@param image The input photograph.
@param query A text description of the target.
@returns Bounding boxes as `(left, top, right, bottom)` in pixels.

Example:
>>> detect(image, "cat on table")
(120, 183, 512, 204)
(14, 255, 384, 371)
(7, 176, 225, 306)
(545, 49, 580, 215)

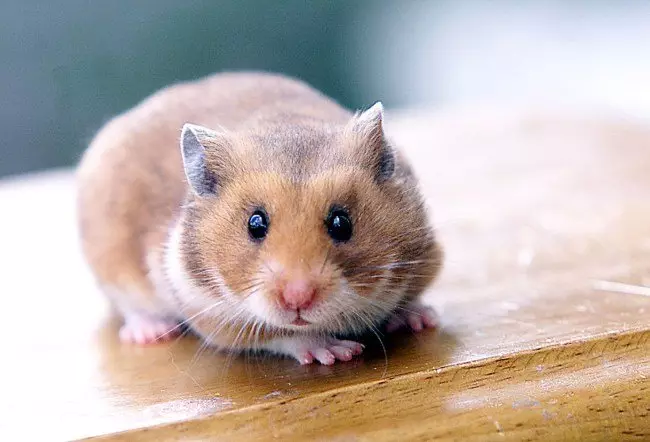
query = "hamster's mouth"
(291, 317, 311, 326)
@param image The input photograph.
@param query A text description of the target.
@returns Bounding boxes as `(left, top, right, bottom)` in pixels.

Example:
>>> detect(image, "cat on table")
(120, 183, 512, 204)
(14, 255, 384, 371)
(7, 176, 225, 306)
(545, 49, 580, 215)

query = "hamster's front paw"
(119, 315, 181, 345)
(385, 301, 438, 333)
(265, 336, 364, 365)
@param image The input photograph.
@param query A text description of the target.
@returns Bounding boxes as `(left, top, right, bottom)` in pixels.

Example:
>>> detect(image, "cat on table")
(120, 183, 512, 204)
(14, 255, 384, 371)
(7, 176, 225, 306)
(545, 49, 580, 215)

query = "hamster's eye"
(248, 209, 269, 241)
(326, 208, 353, 243)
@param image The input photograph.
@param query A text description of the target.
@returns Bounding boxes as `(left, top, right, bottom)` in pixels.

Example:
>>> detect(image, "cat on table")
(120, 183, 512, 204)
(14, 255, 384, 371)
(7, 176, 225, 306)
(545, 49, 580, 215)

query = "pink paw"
(385, 302, 438, 333)
(268, 337, 364, 365)
(119, 316, 180, 345)
(296, 339, 364, 365)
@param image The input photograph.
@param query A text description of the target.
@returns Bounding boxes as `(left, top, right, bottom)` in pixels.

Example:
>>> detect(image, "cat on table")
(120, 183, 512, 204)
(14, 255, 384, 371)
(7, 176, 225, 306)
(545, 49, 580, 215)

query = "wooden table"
(1, 108, 648, 441)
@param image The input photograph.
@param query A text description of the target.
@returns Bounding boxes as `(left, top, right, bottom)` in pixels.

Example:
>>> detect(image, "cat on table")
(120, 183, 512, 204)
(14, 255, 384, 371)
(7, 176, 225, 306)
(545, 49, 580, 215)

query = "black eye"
(326, 208, 353, 243)
(248, 210, 269, 241)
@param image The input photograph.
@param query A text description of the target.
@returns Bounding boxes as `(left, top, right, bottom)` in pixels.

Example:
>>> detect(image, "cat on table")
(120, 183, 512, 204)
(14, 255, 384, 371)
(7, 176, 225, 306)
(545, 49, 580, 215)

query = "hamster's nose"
(280, 279, 316, 311)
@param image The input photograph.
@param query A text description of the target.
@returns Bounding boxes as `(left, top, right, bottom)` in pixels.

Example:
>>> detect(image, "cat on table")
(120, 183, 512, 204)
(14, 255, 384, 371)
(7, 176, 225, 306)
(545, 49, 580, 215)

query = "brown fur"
(77, 72, 442, 351)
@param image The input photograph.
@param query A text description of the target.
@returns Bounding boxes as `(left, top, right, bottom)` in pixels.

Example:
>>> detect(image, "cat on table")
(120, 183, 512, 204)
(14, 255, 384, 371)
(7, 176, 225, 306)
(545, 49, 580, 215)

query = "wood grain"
(0, 107, 648, 441)
(103, 331, 650, 441)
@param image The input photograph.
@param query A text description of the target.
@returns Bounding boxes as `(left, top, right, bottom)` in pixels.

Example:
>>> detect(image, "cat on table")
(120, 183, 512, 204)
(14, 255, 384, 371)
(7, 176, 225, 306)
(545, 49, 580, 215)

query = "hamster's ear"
(348, 102, 395, 182)
(180, 123, 231, 197)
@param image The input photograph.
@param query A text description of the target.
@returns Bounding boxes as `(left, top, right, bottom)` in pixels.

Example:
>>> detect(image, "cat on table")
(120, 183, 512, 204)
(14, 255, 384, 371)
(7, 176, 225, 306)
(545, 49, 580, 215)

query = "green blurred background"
(3, 1, 649, 178)
(1, 1, 392, 178)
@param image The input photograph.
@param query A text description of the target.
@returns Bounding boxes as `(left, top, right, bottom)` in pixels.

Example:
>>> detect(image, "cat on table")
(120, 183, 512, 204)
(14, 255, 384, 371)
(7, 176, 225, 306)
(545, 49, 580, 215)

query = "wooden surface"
(0, 108, 649, 441)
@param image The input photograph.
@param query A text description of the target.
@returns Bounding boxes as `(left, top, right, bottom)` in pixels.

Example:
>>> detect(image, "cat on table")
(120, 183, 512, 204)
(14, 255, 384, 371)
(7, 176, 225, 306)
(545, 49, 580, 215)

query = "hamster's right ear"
(180, 123, 232, 197)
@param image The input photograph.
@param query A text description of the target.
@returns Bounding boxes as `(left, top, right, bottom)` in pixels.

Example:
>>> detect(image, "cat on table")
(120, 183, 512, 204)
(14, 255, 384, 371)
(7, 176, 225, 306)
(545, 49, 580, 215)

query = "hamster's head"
(177, 103, 442, 337)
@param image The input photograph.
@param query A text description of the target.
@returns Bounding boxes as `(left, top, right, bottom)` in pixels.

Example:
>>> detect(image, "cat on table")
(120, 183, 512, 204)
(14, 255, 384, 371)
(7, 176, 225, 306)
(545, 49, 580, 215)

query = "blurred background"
(2, 0, 650, 178)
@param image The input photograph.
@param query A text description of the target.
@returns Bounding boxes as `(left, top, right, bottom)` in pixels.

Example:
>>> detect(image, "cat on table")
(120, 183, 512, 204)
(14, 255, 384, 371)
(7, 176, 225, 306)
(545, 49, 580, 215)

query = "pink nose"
(281, 280, 316, 310)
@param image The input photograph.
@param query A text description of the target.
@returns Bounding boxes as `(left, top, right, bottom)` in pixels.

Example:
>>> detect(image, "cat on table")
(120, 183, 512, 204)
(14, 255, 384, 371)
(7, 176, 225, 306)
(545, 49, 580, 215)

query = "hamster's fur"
(77, 72, 442, 365)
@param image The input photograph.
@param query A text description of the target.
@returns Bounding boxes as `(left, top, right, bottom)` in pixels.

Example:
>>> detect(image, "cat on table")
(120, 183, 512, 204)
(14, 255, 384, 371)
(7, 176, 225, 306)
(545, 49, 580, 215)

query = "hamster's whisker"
(205, 308, 248, 368)
(252, 319, 264, 351)
(331, 301, 348, 333)
(356, 260, 438, 271)
(361, 275, 431, 282)
(237, 280, 265, 294)
(342, 266, 415, 277)
(200, 277, 227, 293)
(337, 310, 361, 336)
(349, 308, 388, 376)
(259, 322, 269, 352)
(359, 291, 431, 318)
(388, 228, 437, 239)
(329, 297, 363, 335)
(244, 316, 261, 358)
(212, 306, 246, 338)
(260, 260, 275, 276)
(191, 305, 248, 367)
(245, 315, 259, 347)
(223, 313, 255, 372)
(320, 248, 331, 275)
(190, 268, 222, 276)
(157, 299, 227, 340)
(360, 291, 419, 314)
(346, 283, 375, 289)
(345, 290, 408, 319)
(363, 299, 397, 317)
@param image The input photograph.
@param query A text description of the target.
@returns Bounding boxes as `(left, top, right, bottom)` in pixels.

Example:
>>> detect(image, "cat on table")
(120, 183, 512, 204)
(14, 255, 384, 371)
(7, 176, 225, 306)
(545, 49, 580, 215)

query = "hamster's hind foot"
(118, 315, 181, 345)
(385, 301, 438, 333)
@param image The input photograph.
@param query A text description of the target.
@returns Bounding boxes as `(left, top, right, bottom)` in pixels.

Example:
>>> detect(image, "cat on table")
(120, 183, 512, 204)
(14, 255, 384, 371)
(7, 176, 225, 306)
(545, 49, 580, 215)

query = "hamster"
(77, 72, 442, 365)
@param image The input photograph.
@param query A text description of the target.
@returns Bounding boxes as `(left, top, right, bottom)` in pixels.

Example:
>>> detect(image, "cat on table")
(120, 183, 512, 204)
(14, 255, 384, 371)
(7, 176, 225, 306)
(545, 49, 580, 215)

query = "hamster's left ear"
(348, 102, 395, 183)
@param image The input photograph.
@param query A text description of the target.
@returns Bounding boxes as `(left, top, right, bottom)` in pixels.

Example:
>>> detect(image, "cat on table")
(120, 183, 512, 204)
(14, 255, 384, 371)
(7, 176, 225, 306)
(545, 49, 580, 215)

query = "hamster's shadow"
(348, 324, 459, 367)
